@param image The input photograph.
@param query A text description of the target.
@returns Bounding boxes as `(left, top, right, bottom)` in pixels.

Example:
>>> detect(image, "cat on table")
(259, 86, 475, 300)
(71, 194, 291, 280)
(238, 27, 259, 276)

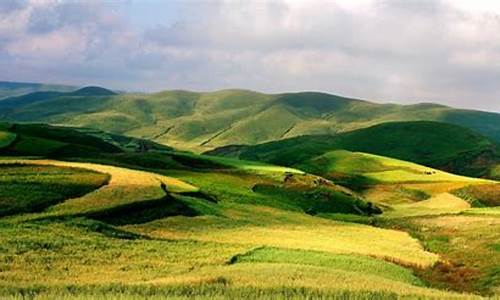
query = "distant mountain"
(69, 86, 117, 96)
(0, 81, 76, 99)
(206, 121, 500, 179)
(0, 88, 499, 151)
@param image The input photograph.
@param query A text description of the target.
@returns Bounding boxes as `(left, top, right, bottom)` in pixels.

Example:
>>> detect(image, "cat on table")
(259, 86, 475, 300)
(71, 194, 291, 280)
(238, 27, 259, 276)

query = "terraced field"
(0, 124, 498, 298)
(0, 156, 486, 299)
(0, 159, 197, 220)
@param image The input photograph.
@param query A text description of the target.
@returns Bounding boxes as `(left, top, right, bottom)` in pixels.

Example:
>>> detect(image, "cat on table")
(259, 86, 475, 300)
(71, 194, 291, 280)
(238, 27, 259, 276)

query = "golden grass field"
(0, 157, 498, 299)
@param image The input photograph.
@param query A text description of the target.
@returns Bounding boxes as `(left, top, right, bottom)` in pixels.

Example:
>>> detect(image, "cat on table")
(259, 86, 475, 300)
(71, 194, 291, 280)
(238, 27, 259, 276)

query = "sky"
(0, 0, 499, 112)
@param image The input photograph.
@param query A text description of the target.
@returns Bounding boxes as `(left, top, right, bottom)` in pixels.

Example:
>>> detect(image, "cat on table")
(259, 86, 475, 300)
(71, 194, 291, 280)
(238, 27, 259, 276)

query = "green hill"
(1, 89, 499, 151)
(0, 122, 378, 218)
(207, 121, 500, 179)
(0, 81, 76, 99)
(69, 86, 117, 96)
(0, 124, 500, 299)
(0, 121, 498, 298)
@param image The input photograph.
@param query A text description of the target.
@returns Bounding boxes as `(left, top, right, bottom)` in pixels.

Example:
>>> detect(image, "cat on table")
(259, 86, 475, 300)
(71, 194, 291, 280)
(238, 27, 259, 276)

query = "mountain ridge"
(0, 85, 499, 151)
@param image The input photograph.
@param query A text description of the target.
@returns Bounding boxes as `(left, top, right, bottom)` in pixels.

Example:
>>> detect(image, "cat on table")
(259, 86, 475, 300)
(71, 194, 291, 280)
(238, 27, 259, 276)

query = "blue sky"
(0, 0, 499, 112)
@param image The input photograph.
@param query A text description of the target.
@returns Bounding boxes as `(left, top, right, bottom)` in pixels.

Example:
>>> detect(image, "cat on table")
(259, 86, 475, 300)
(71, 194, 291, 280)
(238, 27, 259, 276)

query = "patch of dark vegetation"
(84, 195, 199, 226)
(169, 152, 231, 170)
(203, 144, 248, 158)
(0, 164, 109, 217)
(63, 218, 145, 240)
(275, 92, 355, 114)
(396, 186, 431, 201)
(252, 183, 381, 216)
(181, 191, 218, 203)
(12, 123, 122, 153)
(478, 266, 500, 294)
(318, 213, 377, 225)
(415, 261, 481, 294)
(0, 123, 176, 160)
(324, 173, 377, 192)
(69, 86, 117, 96)
(87, 152, 185, 170)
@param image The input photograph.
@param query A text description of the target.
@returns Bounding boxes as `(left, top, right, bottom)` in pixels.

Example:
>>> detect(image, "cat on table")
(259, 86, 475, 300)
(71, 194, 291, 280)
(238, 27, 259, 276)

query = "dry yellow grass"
(386, 193, 470, 218)
(0, 159, 197, 216)
(416, 215, 500, 228)
(142, 263, 477, 299)
(128, 205, 439, 268)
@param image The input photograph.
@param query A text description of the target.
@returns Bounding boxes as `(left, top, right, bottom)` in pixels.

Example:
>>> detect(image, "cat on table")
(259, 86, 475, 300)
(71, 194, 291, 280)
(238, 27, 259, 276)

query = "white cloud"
(0, 0, 499, 112)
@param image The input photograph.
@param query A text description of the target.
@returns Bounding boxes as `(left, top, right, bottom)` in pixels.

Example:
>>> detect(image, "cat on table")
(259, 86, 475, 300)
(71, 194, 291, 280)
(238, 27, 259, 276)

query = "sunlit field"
(1, 154, 497, 299)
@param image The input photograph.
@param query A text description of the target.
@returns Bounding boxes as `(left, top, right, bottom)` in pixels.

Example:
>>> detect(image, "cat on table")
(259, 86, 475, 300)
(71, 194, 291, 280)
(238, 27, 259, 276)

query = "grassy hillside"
(1, 88, 499, 151)
(0, 123, 376, 217)
(0, 123, 498, 298)
(208, 121, 500, 179)
(0, 157, 452, 299)
(0, 156, 496, 298)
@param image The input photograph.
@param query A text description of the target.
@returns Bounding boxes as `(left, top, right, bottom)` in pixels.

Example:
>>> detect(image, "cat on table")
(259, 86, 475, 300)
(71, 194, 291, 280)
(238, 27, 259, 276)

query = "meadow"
(0, 121, 498, 299)
(0, 153, 497, 299)
(0, 164, 109, 216)
(2, 87, 500, 153)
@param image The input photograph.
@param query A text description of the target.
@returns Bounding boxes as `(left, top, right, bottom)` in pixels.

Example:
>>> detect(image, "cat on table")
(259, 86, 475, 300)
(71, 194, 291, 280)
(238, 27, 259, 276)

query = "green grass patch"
(0, 131, 16, 148)
(232, 247, 424, 286)
(0, 164, 109, 216)
(425, 236, 450, 253)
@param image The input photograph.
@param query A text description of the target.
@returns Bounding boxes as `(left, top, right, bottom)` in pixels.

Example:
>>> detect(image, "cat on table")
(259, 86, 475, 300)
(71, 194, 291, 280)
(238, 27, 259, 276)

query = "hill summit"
(70, 86, 117, 96)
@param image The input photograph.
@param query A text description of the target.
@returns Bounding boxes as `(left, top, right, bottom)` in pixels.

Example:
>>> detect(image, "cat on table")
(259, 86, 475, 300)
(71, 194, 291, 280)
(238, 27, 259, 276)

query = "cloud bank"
(1, 0, 499, 112)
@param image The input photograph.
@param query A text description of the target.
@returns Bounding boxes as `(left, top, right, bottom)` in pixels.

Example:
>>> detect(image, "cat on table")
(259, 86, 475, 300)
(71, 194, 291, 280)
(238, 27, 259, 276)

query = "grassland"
(0, 121, 498, 298)
(298, 150, 490, 184)
(0, 164, 109, 216)
(377, 213, 500, 296)
(1, 87, 499, 152)
(0, 159, 197, 220)
(209, 121, 500, 179)
(0, 155, 475, 299)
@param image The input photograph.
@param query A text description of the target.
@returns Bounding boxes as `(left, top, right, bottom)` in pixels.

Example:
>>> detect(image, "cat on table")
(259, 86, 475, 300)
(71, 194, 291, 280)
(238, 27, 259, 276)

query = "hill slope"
(0, 89, 499, 151)
(207, 121, 500, 179)
(0, 81, 76, 99)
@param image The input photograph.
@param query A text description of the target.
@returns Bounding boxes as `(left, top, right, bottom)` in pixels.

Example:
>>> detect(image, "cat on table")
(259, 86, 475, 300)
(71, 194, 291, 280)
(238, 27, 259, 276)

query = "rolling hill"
(0, 122, 498, 298)
(207, 121, 500, 179)
(0, 81, 76, 99)
(1, 119, 499, 298)
(1, 84, 499, 298)
(0, 87, 499, 151)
